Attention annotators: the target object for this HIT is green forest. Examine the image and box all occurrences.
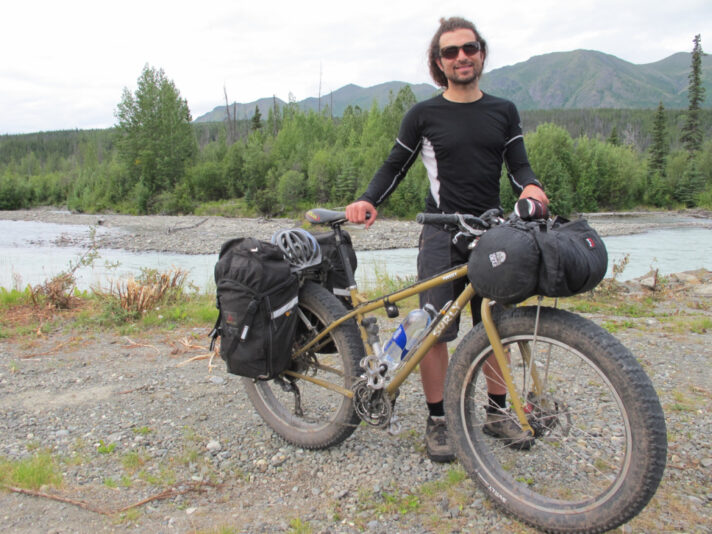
[1,56,711,219]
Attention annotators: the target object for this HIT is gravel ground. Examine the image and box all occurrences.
[1,276,711,533]
[1,208,711,533]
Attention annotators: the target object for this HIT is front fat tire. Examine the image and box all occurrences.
[445,306,667,533]
[243,282,364,450]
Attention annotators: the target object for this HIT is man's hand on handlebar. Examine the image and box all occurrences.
[519,184,549,206]
[345,200,378,228]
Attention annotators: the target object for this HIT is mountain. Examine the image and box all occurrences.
[193,50,711,122]
[193,81,439,123]
[480,50,711,109]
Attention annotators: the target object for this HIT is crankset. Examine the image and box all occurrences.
[352,378,394,429]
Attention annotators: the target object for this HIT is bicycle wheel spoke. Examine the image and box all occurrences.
[244,282,362,449]
[458,331,633,504]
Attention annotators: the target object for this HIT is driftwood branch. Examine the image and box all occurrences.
[122,337,160,354]
[166,218,208,234]
[177,337,218,371]
[2,481,219,516]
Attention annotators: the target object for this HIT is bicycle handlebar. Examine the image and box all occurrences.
[416,211,494,231]
[307,207,506,233]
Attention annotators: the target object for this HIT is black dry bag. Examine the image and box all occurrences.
[533,216,608,298]
[467,223,541,305]
[468,216,608,304]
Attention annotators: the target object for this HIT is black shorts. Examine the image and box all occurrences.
[417,224,486,343]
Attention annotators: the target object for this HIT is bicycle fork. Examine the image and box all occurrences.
[480,298,537,437]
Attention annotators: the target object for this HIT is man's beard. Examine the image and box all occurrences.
[448,62,481,85]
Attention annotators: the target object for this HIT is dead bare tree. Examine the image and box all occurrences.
[224,86,237,144]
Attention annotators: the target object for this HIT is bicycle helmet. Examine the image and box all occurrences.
[271,228,322,269]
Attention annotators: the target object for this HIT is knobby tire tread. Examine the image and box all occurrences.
[445,306,667,533]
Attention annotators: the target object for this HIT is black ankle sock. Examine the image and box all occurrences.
[487,393,506,413]
[427,400,445,418]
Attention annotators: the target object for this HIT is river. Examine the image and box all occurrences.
[0,218,710,291]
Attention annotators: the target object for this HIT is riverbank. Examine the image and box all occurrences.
[1,207,711,254]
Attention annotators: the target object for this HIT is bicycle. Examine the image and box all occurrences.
[241,207,667,533]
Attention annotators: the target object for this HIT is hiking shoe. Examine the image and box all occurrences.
[483,409,535,450]
[425,416,456,463]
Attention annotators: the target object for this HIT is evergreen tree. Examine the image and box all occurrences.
[681,35,706,156]
[115,64,196,213]
[675,158,705,207]
[332,161,358,204]
[251,105,263,131]
[648,102,668,177]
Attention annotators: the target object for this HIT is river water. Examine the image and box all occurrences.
[1,218,710,291]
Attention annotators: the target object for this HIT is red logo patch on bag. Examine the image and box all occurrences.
[585,238,596,249]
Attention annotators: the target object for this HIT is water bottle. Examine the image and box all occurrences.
[515,197,549,220]
[382,305,437,371]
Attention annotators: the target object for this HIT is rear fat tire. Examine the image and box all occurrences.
[445,306,667,533]
[243,282,364,449]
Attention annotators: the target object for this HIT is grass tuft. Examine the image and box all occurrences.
[0,452,63,490]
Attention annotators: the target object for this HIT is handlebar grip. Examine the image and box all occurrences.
[514,198,549,220]
[416,212,459,226]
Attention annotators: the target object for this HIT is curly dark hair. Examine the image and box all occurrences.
[428,17,487,88]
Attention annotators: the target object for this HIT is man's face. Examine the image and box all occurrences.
[437,28,483,87]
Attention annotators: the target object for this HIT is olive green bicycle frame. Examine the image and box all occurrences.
[284,263,542,435]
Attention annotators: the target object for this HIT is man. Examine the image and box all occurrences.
[345,17,549,462]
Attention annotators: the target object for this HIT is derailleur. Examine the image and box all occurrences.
[275,376,304,417]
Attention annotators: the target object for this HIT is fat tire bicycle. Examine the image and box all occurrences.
[241,208,667,533]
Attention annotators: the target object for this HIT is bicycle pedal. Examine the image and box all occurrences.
[387,415,402,435]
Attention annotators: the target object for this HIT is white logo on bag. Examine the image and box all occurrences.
[488,251,507,268]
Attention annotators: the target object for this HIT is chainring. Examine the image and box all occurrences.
[352,378,392,428]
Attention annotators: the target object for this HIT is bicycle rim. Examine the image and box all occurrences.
[447,307,666,532]
[460,334,632,509]
[244,282,362,449]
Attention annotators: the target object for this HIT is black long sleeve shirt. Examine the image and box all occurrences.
[359,92,541,215]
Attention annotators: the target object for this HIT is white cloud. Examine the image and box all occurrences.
[1,0,709,134]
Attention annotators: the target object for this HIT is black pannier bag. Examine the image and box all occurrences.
[211,237,299,379]
[468,216,607,304]
[313,231,358,305]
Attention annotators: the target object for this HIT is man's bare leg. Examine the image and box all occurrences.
[420,341,449,402]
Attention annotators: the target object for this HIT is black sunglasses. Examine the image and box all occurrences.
[439,41,481,60]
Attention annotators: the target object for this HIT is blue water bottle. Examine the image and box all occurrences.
[382,305,437,371]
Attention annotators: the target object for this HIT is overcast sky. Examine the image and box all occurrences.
[1,0,708,135]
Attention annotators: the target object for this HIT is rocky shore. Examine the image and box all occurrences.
[1,208,711,254]
[0,272,711,532]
